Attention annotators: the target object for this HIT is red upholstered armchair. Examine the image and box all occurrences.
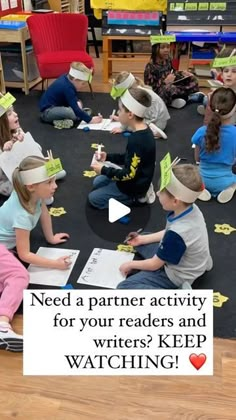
[27,13,94,84]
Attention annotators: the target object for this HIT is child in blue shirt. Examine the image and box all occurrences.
[192,87,236,203]
[39,62,102,129]
[0,155,71,268]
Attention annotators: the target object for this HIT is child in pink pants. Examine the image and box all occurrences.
[0,245,29,352]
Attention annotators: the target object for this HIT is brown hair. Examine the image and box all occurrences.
[205,87,236,152]
[164,164,203,205]
[120,87,151,121]
[12,156,48,214]
[0,112,11,150]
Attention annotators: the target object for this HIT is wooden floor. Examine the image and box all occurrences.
[1,49,235,419]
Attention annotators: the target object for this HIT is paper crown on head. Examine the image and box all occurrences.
[120,89,147,118]
[0,92,16,117]
[110,73,135,99]
[69,67,93,83]
[159,153,203,203]
[19,151,63,185]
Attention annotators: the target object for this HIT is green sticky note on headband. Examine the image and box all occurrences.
[45,158,63,177]
[160,153,172,191]
[213,56,236,68]
[0,92,16,117]
[88,73,93,83]
[150,35,176,45]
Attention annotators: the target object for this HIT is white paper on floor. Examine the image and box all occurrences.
[28,247,80,286]
[77,248,134,289]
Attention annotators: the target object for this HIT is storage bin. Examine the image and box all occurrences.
[0,49,39,82]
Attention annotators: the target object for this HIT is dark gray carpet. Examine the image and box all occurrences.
[1,89,235,339]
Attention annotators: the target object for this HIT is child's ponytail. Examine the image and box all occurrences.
[205,87,236,152]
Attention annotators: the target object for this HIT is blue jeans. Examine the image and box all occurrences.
[40,106,77,123]
[117,242,177,289]
[88,175,134,209]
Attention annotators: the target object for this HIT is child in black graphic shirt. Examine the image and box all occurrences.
[89,88,156,209]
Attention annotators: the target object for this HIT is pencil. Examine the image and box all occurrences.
[124,228,143,244]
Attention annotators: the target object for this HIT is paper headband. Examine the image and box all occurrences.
[215,103,236,119]
[160,154,203,203]
[150,34,176,46]
[120,89,147,118]
[0,92,16,117]
[110,73,135,99]
[20,151,63,185]
[213,55,236,68]
[69,67,92,83]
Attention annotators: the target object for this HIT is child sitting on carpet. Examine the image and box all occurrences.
[0,244,29,352]
[0,92,66,199]
[117,162,213,289]
[144,42,200,109]
[192,87,236,204]
[110,71,170,139]
[0,155,71,269]
[89,87,156,208]
[197,47,236,120]
[39,62,103,129]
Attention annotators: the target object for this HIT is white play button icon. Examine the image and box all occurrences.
[108,198,131,223]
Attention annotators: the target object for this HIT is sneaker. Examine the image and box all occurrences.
[45,197,54,206]
[55,169,66,180]
[217,186,236,203]
[197,105,206,116]
[170,98,186,109]
[82,107,93,116]
[149,123,167,140]
[138,183,156,204]
[198,189,211,201]
[53,119,74,129]
[0,323,23,352]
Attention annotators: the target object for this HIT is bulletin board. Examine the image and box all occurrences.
[91,0,167,19]
[0,0,22,18]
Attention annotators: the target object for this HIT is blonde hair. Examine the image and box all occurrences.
[165,164,203,205]
[12,156,48,214]
[114,71,151,90]
[69,62,91,80]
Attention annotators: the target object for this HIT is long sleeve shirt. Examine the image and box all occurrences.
[39,74,92,123]
[101,127,156,197]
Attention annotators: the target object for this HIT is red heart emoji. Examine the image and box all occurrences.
[189,353,207,370]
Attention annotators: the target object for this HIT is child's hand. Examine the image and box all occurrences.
[164,73,175,84]
[125,233,143,246]
[119,261,134,277]
[49,233,70,244]
[110,114,119,121]
[91,161,104,174]
[91,115,103,124]
[3,140,14,151]
[111,127,122,134]
[54,256,72,270]
[95,151,107,162]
